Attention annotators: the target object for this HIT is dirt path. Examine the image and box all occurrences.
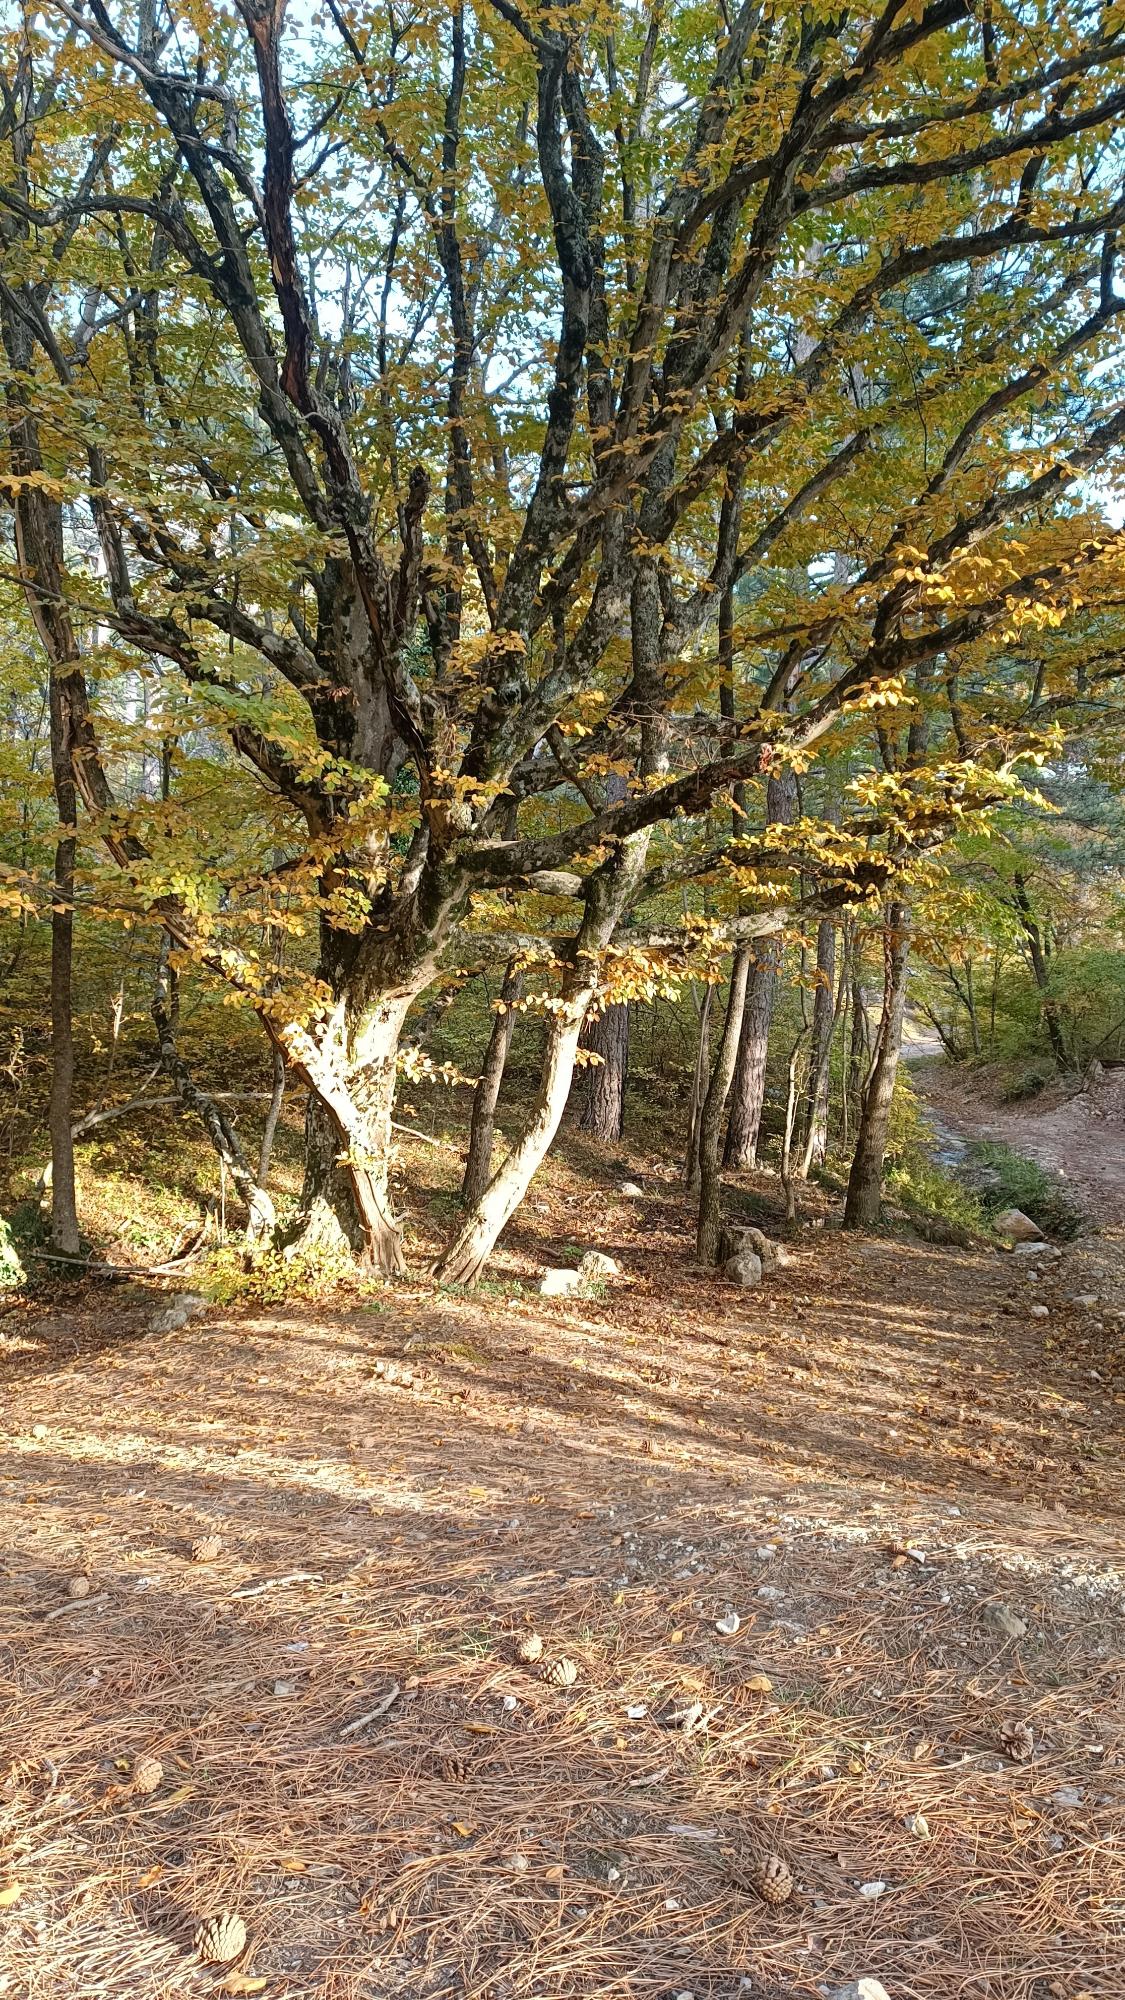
[2,1167,1122,2000]
[910,1055,1125,1226]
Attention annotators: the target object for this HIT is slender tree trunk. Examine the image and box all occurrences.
[435,849,647,1285]
[798,919,838,1176]
[844,902,910,1230]
[576,1000,629,1141]
[685,981,715,1190]
[152,938,277,1243]
[696,945,753,1264]
[461,959,523,1208]
[47,665,80,1257]
[257,1044,286,1186]
[1011,873,1067,1068]
[723,769,798,1169]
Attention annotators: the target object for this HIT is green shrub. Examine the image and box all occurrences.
[965,1140,1084,1239]
[886,1153,984,1232]
[202,1240,364,1306]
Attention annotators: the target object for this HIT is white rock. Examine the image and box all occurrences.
[858,1880,887,1899]
[715,1609,741,1636]
[619,1181,644,1198]
[1030,1304,1050,1319]
[829,1982,894,2000]
[150,1291,206,1335]
[721,1247,763,1289]
[578,1250,620,1281]
[1012,1241,1050,1257]
[1051,1786,1083,1808]
[994,1208,1043,1245]
[540,1268,581,1297]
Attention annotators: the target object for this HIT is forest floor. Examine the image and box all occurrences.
[2,1118,1124,2000]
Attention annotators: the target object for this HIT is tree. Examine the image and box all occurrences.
[5,0,1125,1281]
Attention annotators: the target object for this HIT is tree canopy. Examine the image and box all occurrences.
[4,0,1125,1274]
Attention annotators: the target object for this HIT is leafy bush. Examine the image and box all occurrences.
[965,1140,1084,1239]
[886,1153,984,1232]
[203,1240,364,1306]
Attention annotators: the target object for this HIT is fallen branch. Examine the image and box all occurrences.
[44,1593,111,1620]
[338,1680,401,1738]
[229,1571,324,1600]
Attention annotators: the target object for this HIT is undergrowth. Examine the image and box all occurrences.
[886,1152,984,1231]
[965,1139,1085,1239]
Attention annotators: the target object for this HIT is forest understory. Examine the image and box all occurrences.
[2,1083,1123,2000]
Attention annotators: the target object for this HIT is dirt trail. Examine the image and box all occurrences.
[2,1163,1123,2000]
[911,1055,1125,1226]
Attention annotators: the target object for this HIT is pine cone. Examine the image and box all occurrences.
[67,1575,92,1599]
[130,1754,164,1797]
[999,1717,1034,1763]
[542,1656,578,1689]
[190,1534,223,1563]
[731,1850,793,1907]
[194,1912,247,1964]
[516,1632,544,1664]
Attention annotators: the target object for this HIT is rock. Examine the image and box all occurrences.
[1051,1786,1083,1808]
[1074,1293,1100,1309]
[619,1181,644,1198]
[993,1208,1043,1245]
[150,1291,206,1335]
[721,1248,763,1289]
[1012,1241,1050,1257]
[540,1268,582,1297]
[578,1250,620,1282]
[1030,1303,1050,1319]
[829,1983,893,2000]
[984,1602,1028,1640]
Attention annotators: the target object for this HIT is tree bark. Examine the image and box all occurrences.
[798,918,837,1175]
[844,902,910,1230]
[461,960,523,1208]
[723,768,798,1168]
[47,666,80,1258]
[685,980,715,1190]
[576,1000,629,1141]
[696,945,753,1264]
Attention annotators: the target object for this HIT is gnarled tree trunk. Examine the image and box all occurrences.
[844,901,910,1230]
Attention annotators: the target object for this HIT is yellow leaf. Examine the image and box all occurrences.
[669,1628,684,1645]
[743,1673,773,1694]
[451,1821,475,1838]
[222,1978,268,1996]
[0,1884,21,1908]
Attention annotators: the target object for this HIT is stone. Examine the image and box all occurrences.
[1051,1786,1083,1808]
[150,1291,206,1335]
[619,1181,644,1197]
[993,1207,1044,1245]
[721,1248,763,1289]
[983,1602,1028,1640]
[829,1983,893,2000]
[1012,1241,1050,1257]
[539,1268,581,1297]
[1030,1304,1050,1319]
[1074,1293,1100,1309]
[578,1251,620,1282]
